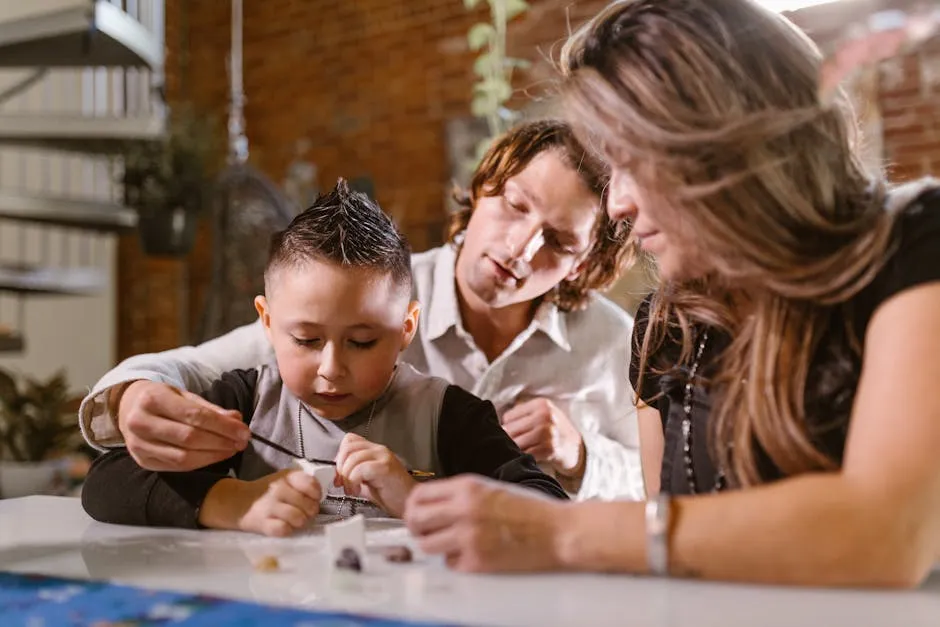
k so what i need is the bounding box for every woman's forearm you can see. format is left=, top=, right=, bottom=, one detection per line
left=555, top=473, right=938, bottom=587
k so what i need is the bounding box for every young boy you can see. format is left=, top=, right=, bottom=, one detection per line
left=81, top=180, right=566, bottom=537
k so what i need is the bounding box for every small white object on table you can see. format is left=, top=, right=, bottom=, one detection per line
left=0, top=497, right=938, bottom=627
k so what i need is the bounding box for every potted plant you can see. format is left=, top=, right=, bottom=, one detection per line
left=120, top=105, right=218, bottom=257
left=0, top=368, right=89, bottom=498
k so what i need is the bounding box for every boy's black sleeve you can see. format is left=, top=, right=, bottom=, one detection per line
left=81, top=369, right=259, bottom=528
left=436, top=385, right=569, bottom=500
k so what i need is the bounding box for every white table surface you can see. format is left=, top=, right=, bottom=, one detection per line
left=0, top=496, right=937, bottom=627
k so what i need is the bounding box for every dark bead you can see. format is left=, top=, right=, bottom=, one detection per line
left=335, top=547, right=362, bottom=572
left=381, top=545, right=413, bottom=563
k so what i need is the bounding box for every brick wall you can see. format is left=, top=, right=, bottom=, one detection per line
left=115, top=0, right=188, bottom=359
left=880, top=40, right=940, bottom=182
left=787, top=1, right=940, bottom=183
left=116, top=1, right=940, bottom=359
left=116, top=0, right=607, bottom=358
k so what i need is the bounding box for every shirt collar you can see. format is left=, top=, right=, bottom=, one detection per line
left=426, top=244, right=462, bottom=341
left=532, top=299, right=571, bottom=352
left=425, top=244, right=571, bottom=352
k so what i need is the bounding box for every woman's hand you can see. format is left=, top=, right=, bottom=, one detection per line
left=403, top=474, right=568, bottom=572
left=334, top=433, right=417, bottom=517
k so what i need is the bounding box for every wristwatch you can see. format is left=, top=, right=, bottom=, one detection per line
left=645, top=492, right=672, bottom=576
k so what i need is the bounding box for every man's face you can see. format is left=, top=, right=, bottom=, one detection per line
left=255, top=261, right=418, bottom=420
left=455, top=150, right=600, bottom=310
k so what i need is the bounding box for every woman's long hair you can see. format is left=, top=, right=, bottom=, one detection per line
left=559, top=0, right=932, bottom=486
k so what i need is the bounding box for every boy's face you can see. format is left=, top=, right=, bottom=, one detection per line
left=255, top=260, right=418, bottom=420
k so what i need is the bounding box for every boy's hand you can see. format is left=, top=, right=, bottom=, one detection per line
left=200, top=470, right=322, bottom=537
left=334, top=433, right=416, bottom=518
left=239, top=470, right=322, bottom=536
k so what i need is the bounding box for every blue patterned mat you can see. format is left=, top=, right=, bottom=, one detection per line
left=0, top=571, right=459, bottom=626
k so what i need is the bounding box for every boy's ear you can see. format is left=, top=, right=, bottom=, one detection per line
left=400, top=300, right=421, bottom=351
left=254, top=295, right=274, bottom=342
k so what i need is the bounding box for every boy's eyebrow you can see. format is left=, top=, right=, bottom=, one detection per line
left=287, top=321, right=322, bottom=328
left=288, top=322, right=379, bottom=331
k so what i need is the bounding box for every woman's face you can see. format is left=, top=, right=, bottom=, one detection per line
left=606, top=166, right=712, bottom=281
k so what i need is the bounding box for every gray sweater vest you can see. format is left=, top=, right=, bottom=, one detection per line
left=239, top=362, right=449, bottom=517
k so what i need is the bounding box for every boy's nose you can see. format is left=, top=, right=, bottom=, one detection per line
left=317, top=344, right=346, bottom=380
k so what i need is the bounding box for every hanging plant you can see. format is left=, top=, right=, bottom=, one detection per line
left=464, top=0, right=531, bottom=162
left=118, top=104, right=219, bottom=257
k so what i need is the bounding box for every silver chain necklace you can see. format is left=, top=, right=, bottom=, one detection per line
left=298, top=399, right=378, bottom=517
left=681, top=329, right=727, bottom=494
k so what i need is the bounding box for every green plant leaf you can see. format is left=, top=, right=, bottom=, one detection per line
left=505, top=57, right=531, bottom=70
left=467, top=23, right=496, bottom=51
left=463, top=0, right=482, bottom=8
left=471, top=94, right=493, bottom=117
left=505, top=0, right=529, bottom=21
left=474, top=53, right=496, bottom=78
left=475, top=77, right=512, bottom=102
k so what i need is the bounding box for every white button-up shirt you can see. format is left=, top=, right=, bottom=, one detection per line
left=405, top=246, right=643, bottom=500
left=79, top=245, right=643, bottom=501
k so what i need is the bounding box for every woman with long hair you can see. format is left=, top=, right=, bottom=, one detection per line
left=403, top=0, right=940, bottom=587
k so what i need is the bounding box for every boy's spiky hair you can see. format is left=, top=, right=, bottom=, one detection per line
left=266, top=178, right=412, bottom=291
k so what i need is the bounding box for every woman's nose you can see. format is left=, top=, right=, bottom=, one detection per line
left=606, top=171, right=638, bottom=223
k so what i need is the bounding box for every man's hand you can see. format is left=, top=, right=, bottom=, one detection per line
left=117, top=380, right=250, bottom=472
left=502, top=398, right=585, bottom=477
left=334, top=433, right=417, bottom=517
left=200, top=470, right=322, bottom=537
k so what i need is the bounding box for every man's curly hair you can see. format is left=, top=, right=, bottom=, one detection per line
left=448, top=118, right=634, bottom=311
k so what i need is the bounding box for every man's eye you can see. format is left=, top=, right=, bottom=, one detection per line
left=504, top=197, right=526, bottom=213
left=546, top=234, right=578, bottom=255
